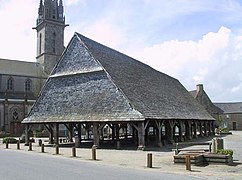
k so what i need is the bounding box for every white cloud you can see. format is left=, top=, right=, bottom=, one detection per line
left=130, top=26, right=242, bottom=102
left=66, top=0, right=86, bottom=6
left=82, top=19, right=128, bottom=49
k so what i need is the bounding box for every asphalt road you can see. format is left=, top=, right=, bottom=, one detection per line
left=0, top=150, right=201, bottom=180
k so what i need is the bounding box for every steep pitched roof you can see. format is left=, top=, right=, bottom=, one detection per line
left=214, top=102, right=242, bottom=114
left=189, top=88, right=223, bottom=115
left=0, top=58, right=47, bottom=78
left=22, top=33, right=214, bottom=124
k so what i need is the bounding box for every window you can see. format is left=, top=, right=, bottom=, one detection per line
left=13, top=110, right=19, bottom=120
left=39, top=33, right=42, bottom=54
left=25, top=79, right=32, bottom=92
left=7, top=77, right=14, bottom=91
left=52, top=32, right=56, bottom=53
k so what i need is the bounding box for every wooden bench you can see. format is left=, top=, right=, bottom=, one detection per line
left=173, top=142, right=212, bottom=155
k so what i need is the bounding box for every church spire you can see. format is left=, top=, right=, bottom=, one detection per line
left=37, top=0, right=44, bottom=24
left=34, top=0, right=68, bottom=75
left=59, top=0, right=63, bottom=6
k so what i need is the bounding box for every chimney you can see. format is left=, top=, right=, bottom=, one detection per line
left=196, top=84, right=203, bottom=93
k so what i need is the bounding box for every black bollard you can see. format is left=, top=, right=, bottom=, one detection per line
left=55, top=145, right=59, bottom=155
left=41, top=144, right=45, bottom=153
left=17, top=141, right=20, bottom=150
left=92, top=145, right=97, bottom=160
left=147, top=153, right=152, bottom=168
left=6, top=141, right=9, bottom=149
left=28, top=142, right=32, bottom=151
left=72, top=147, right=76, bottom=157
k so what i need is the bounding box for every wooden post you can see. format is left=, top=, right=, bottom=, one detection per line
left=137, top=122, right=145, bottom=150
left=93, top=123, right=100, bottom=147
left=92, top=145, right=97, bottom=160
left=17, top=141, right=20, bottom=150
left=6, top=140, right=9, bottom=149
left=185, top=155, right=191, bottom=171
left=25, top=125, right=30, bottom=146
left=41, top=144, right=45, bottom=153
left=147, top=153, right=152, bottom=168
left=55, top=145, right=59, bottom=155
left=72, top=147, right=76, bottom=157
left=54, top=123, right=59, bottom=146
left=28, top=142, right=32, bottom=151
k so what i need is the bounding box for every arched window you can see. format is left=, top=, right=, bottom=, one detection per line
left=7, top=77, right=14, bottom=91
left=13, top=109, right=19, bottom=120
left=25, top=79, right=32, bottom=92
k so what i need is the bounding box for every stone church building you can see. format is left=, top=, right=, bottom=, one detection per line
left=0, top=0, right=67, bottom=135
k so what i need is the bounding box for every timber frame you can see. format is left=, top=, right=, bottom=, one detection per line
left=25, top=119, right=215, bottom=150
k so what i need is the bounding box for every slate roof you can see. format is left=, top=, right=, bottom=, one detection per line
left=214, top=102, right=242, bottom=114
left=0, top=58, right=47, bottom=78
left=190, top=89, right=224, bottom=115
left=22, top=33, right=214, bottom=124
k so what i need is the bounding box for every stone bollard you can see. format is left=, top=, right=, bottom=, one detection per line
left=185, top=155, right=191, bottom=171
left=147, top=153, right=152, bottom=168
left=55, top=145, right=59, bottom=155
left=6, top=141, right=9, bottom=149
left=72, top=147, right=76, bottom=157
left=92, top=145, right=97, bottom=160
left=41, top=144, right=45, bottom=153
left=17, top=141, right=20, bottom=150
left=212, top=138, right=224, bottom=153
left=28, top=142, right=32, bottom=151
left=217, top=138, right=224, bottom=150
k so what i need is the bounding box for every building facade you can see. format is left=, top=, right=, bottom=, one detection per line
left=214, top=102, right=242, bottom=130
left=190, top=84, right=224, bottom=125
left=0, top=0, right=66, bottom=135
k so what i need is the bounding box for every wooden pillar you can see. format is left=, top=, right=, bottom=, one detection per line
left=179, top=121, right=185, bottom=142
left=75, top=123, right=82, bottom=147
left=115, top=124, right=120, bottom=140
left=155, top=120, right=163, bottom=147
left=45, top=124, right=54, bottom=144
left=53, top=123, right=59, bottom=145
left=193, top=121, right=198, bottom=138
left=111, top=124, right=115, bottom=140
left=24, top=125, right=31, bottom=146
left=185, top=121, right=192, bottom=140
left=69, top=124, right=74, bottom=142
left=93, top=123, right=100, bottom=147
left=165, top=120, right=174, bottom=144
left=204, top=121, right=208, bottom=136
left=137, top=121, right=145, bottom=150
left=125, top=124, right=128, bottom=139
left=211, top=121, right=215, bottom=135
left=199, top=122, right=203, bottom=137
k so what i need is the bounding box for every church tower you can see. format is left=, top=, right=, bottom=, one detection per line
left=34, top=0, right=67, bottom=74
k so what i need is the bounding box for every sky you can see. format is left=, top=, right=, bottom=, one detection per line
left=0, top=0, right=242, bottom=102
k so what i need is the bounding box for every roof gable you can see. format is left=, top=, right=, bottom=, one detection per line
left=51, top=36, right=103, bottom=77
left=215, top=102, right=242, bottom=114
left=23, top=33, right=214, bottom=124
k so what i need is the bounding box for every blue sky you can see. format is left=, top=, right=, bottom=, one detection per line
left=0, top=0, right=242, bottom=102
